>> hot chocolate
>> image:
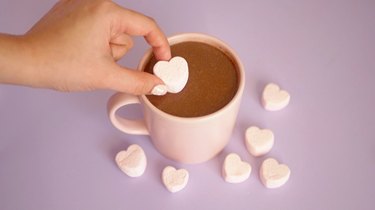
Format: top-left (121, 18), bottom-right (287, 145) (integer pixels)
top-left (144, 41), bottom-right (239, 117)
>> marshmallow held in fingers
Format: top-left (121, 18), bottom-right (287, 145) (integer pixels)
top-left (260, 158), bottom-right (291, 188)
top-left (162, 166), bottom-right (189, 193)
top-left (153, 56), bottom-right (189, 93)
top-left (115, 144), bottom-right (147, 177)
top-left (262, 83), bottom-right (290, 111)
top-left (245, 126), bottom-right (274, 157)
top-left (222, 153), bottom-right (252, 183)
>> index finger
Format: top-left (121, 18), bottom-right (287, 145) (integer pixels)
top-left (110, 4), bottom-right (171, 61)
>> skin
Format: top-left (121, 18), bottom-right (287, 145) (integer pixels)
top-left (0, 0), bottom-right (171, 94)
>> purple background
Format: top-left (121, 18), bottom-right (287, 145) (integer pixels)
top-left (1, 0), bottom-right (375, 209)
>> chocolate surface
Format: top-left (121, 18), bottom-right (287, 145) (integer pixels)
top-left (144, 42), bottom-right (238, 117)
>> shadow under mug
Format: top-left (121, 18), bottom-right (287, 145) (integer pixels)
top-left (107, 33), bottom-right (245, 164)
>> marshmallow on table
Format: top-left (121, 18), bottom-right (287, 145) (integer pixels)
top-left (222, 153), bottom-right (252, 183)
top-left (115, 144), bottom-right (147, 177)
top-left (152, 56), bottom-right (189, 94)
top-left (162, 166), bottom-right (189, 193)
top-left (245, 126), bottom-right (274, 157)
top-left (260, 158), bottom-right (291, 188)
top-left (262, 83), bottom-right (290, 111)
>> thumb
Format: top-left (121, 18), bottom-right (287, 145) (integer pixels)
top-left (104, 63), bottom-right (164, 95)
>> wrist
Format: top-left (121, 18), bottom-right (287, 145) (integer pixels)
top-left (0, 33), bottom-right (41, 88)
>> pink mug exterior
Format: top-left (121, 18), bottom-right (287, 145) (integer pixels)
top-left (107, 33), bottom-right (245, 164)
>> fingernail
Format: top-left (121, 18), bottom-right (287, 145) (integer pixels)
top-left (151, 84), bottom-right (168, 96)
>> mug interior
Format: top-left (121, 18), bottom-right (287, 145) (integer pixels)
top-left (139, 33), bottom-right (245, 121)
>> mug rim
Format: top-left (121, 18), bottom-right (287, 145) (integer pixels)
top-left (138, 33), bottom-right (245, 122)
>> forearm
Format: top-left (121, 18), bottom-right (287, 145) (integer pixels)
top-left (0, 33), bottom-right (40, 87)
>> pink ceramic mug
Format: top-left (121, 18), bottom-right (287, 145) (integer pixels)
top-left (107, 33), bottom-right (245, 164)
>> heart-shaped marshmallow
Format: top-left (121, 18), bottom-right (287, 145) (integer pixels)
top-left (262, 83), bottom-right (290, 111)
top-left (222, 153), bottom-right (252, 183)
top-left (162, 166), bottom-right (189, 193)
top-left (245, 126), bottom-right (274, 157)
top-left (153, 56), bottom-right (189, 93)
top-left (115, 144), bottom-right (147, 177)
top-left (260, 158), bottom-right (291, 188)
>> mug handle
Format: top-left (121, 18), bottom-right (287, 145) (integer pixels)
top-left (107, 93), bottom-right (149, 135)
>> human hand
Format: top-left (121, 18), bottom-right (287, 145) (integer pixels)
top-left (13, 0), bottom-right (171, 94)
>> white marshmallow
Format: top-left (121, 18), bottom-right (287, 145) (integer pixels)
top-left (115, 144), bottom-right (147, 177)
top-left (262, 83), bottom-right (290, 111)
top-left (260, 158), bottom-right (291, 188)
top-left (222, 153), bottom-right (252, 183)
top-left (162, 166), bottom-right (189, 193)
top-left (245, 126), bottom-right (274, 157)
top-left (153, 56), bottom-right (189, 93)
